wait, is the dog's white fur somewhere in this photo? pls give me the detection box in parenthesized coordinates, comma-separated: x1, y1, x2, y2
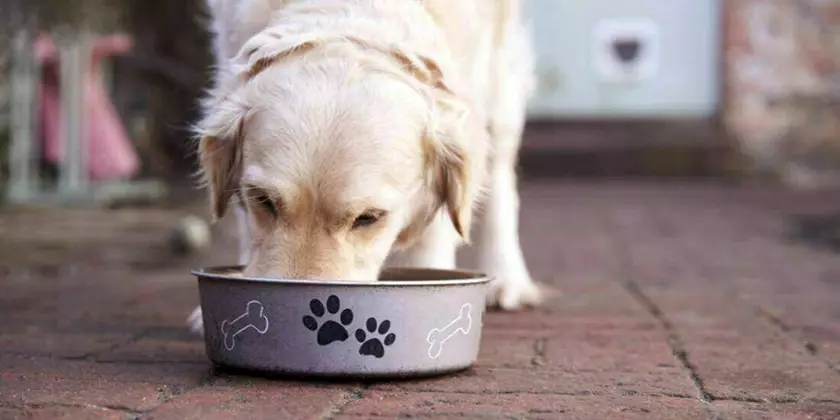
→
(188, 0, 543, 334)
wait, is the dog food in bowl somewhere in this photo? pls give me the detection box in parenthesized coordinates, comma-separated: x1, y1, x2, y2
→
(193, 266, 491, 378)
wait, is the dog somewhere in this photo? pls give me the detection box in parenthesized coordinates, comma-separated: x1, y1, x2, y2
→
(188, 0, 544, 335)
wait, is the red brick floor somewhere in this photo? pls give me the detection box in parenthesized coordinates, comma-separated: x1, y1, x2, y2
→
(1, 181, 840, 419)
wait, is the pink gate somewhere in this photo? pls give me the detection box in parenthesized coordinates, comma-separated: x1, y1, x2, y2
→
(35, 33, 140, 182)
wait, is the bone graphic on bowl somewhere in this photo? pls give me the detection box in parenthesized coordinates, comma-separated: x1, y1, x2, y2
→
(221, 300, 270, 351)
(426, 303, 472, 359)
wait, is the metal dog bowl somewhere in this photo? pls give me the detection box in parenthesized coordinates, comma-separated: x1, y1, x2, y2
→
(193, 266, 491, 378)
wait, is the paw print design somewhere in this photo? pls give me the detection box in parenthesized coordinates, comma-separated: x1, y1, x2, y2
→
(355, 317, 396, 358)
(302, 295, 354, 346)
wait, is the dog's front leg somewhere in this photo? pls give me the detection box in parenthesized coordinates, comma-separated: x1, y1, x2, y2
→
(188, 204, 252, 336)
(476, 19, 543, 309)
(234, 204, 252, 266)
(476, 132, 541, 310)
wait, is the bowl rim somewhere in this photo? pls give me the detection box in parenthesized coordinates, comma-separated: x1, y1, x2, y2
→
(192, 265, 491, 287)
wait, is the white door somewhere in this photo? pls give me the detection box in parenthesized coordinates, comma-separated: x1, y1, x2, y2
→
(524, 0, 722, 119)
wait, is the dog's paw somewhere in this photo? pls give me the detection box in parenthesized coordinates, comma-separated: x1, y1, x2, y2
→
(187, 306, 205, 336)
(486, 276, 545, 311)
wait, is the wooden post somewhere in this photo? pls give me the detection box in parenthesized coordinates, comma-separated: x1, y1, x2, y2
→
(57, 34, 89, 196)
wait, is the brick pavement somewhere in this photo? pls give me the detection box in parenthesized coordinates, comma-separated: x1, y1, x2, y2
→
(1, 181, 839, 419)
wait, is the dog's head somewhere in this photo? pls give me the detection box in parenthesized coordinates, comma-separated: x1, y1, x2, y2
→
(196, 30, 482, 280)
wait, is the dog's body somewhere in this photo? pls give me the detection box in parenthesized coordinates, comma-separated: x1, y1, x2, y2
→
(189, 0, 542, 334)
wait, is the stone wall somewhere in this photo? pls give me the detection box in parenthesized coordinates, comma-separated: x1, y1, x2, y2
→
(724, 0, 840, 187)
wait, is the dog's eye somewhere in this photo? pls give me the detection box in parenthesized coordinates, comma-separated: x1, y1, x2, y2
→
(249, 189, 278, 218)
(257, 195, 277, 217)
(352, 210, 385, 229)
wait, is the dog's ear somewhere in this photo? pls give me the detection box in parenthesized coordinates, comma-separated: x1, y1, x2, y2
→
(197, 103, 248, 221)
(426, 103, 479, 243)
(389, 49, 457, 96)
(387, 49, 476, 246)
(199, 28, 316, 219)
(235, 30, 322, 79)
(397, 52, 477, 243)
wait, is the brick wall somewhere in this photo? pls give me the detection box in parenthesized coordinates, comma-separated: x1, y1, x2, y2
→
(724, 0, 840, 187)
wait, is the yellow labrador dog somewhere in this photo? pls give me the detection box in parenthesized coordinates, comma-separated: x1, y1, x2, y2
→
(189, 0, 543, 334)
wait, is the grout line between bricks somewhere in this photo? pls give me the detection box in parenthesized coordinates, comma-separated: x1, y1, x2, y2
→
(755, 306, 840, 376)
(621, 279, 712, 403)
(2, 401, 144, 418)
(67, 329, 156, 362)
(88, 359, 209, 365)
(0, 350, 208, 366)
(319, 385, 366, 420)
(334, 414, 528, 419)
(604, 209, 715, 407)
(394, 388, 835, 404)
(714, 395, 840, 405)
(129, 365, 218, 417)
(599, 208, 840, 413)
(352, 389, 696, 399)
(531, 337, 547, 366)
